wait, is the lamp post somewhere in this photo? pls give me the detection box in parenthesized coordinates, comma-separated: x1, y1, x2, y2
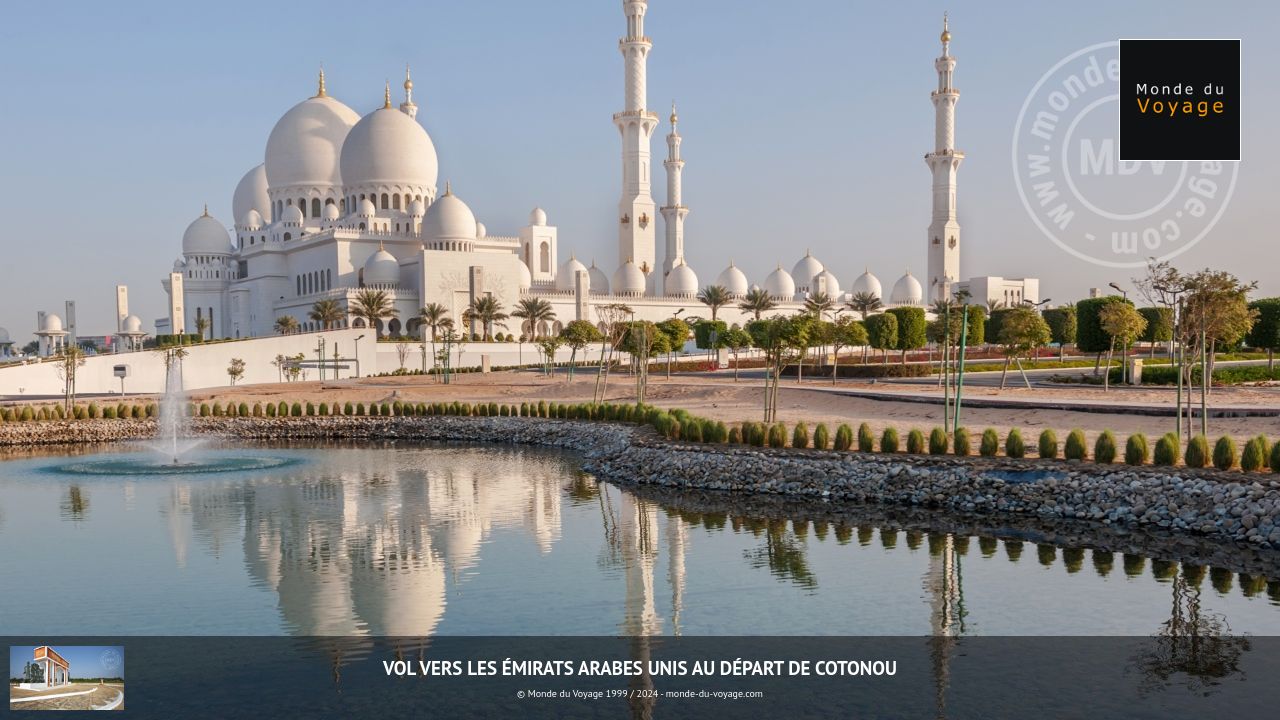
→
(353, 334, 365, 378)
(1108, 283, 1130, 383)
(1153, 280, 1188, 442)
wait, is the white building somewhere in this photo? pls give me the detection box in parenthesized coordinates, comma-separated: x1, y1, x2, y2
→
(160, 7, 1034, 339)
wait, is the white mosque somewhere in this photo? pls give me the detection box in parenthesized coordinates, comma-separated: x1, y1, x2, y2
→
(155, 4, 1037, 342)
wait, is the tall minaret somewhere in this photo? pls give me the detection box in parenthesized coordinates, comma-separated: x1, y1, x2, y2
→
(400, 64, 418, 119)
(615, 0, 659, 290)
(660, 101, 688, 291)
(926, 13, 963, 303)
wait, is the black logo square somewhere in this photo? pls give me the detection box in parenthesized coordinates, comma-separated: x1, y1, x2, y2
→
(1120, 39, 1240, 161)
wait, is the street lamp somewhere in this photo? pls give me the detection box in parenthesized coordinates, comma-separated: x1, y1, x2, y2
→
(354, 334, 366, 378)
(1108, 282, 1128, 301)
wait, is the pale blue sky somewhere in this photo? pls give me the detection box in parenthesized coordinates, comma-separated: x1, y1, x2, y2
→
(0, 0, 1274, 339)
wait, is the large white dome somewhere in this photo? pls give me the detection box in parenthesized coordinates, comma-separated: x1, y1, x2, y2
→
(890, 271, 923, 305)
(339, 106, 438, 195)
(422, 190, 477, 242)
(850, 268, 882, 298)
(363, 246, 400, 286)
(264, 94, 360, 191)
(182, 211, 232, 255)
(233, 164, 271, 225)
(763, 265, 796, 300)
(40, 314, 64, 333)
(791, 251, 825, 291)
(612, 260, 646, 296)
(588, 261, 610, 295)
(557, 256, 588, 292)
(665, 262, 699, 298)
(516, 258, 533, 290)
(715, 262, 749, 297)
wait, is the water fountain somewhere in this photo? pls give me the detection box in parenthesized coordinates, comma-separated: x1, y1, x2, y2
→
(151, 347, 203, 466)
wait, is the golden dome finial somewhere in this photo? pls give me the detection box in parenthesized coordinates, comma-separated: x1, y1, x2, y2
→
(202, 203, 209, 217)
(404, 64, 413, 92)
(444, 180, 452, 196)
(316, 64, 327, 98)
(383, 80, 392, 109)
(670, 100, 678, 125)
(941, 12, 951, 44)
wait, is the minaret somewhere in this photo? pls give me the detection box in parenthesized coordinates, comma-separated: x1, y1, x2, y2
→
(926, 13, 963, 303)
(614, 0, 658, 291)
(660, 101, 688, 291)
(400, 65, 418, 119)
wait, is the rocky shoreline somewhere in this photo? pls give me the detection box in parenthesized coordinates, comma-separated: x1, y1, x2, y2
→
(3, 416, 1279, 555)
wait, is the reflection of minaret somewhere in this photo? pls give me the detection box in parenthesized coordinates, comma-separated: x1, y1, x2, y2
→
(925, 13, 963, 303)
(666, 511, 687, 636)
(162, 485, 192, 569)
(620, 493, 661, 636)
(925, 533, 964, 719)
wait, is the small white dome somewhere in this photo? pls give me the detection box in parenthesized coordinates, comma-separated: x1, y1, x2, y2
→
(557, 256, 588, 292)
(763, 265, 796, 300)
(665, 262, 699, 298)
(233, 164, 271, 225)
(363, 247, 400, 286)
(264, 94, 360, 191)
(588, 262, 610, 295)
(339, 106, 438, 194)
(41, 314, 64, 333)
(172, 257, 187, 270)
(850, 268, 882, 299)
(357, 198, 376, 217)
(612, 260, 646, 296)
(408, 199, 426, 217)
(240, 209, 264, 229)
(530, 207, 547, 226)
(890, 271, 923, 305)
(516, 258, 533, 290)
(475, 221, 487, 238)
(182, 211, 232, 255)
(814, 269, 841, 297)
(791, 250, 825, 291)
(715, 262, 749, 297)
(281, 204, 304, 225)
(322, 202, 340, 221)
(422, 190, 477, 242)
(123, 315, 143, 333)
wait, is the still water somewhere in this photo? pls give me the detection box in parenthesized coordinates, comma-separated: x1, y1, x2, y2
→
(0, 441, 1277, 637)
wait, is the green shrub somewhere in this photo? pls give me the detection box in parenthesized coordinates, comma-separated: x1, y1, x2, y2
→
(928, 428, 948, 455)
(538, 400, 548, 418)
(728, 426, 742, 444)
(905, 428, 924, 454)
(1241, 436, 1266, 472)
(1064, 429, 1088, 460)
(88, 402, 100, 419)
(880, 427, 899, 453)
(355, 402, 366, 416)
(749, 422, 766, 447)
(226, 403, 238, 418)
(147, 403, 159, 418)
(857, 423, 875, 453)
(1270, 441, 1280, 473)
(686, 422, 703, 443)
(1252, 435, 1270, 468)
(1005, 429, 1025, 458)
(291, 402, 303, 417)
(1038, 429, 1058, 459)
(200, 403, 211, 417)
(953, 427, 971, 456)
(488, 402, 499, 417)
(380, 403, 391, 416)
(239, 402, 250, 417)
(344, 401, 355, 415)
(813, 424, 830, 450)
(1185, 435, 1209, 468)
(712, 421, 729, 443)
(768, 423, 788, 449)
(979, 428, 999, 457)
(1125, 433, 1149, 466)
(252, 402, 263, 417)
(834, 424, 854, 451)
(1094, 431, 1117, 464)
(213, 402, 226, 417)
(304, 402, 314, 416)
(792, 422, 809, 449)
(134, 405, 146, 419)
(116, 403, 128, 418)
(1153, 433, 1179, 466)
(266, 402, 277, 417)
(318, 402, 329, 416)
(102, 406, 116, 419)
(278, 401, 289, 417)
(1213, 436, 1237, 471)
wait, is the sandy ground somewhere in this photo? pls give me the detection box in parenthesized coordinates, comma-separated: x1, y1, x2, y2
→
(9, 683, 123, 710)
(171, 368, 1280, 444)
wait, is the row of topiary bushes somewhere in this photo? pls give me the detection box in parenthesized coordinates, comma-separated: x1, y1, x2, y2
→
(0, 402, 159, 421)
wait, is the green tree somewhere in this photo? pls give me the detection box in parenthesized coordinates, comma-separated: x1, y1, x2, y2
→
(997, 306, 1052, 389)
(1042, 304, 1076, 360)
(273, 315, 299, 335)
(1099, 302, 1148, 392)
(226, 357, 245, 386)
(194, 315, 212, 341)
(846, 291, 882, 320)
(352, 288, 398, 336)
(747, 315, 809, 421)
(1137, 306, 1174, 358)
(308, 299, 343, 330)
(1076, 296, 1129, 368)
(697, 285, 731, 322)
(54, 345, 87, 413)
(864, 313, 898, 364)
(463, 295, 509, 341)
(720, 325, 753, 381)
(738, 287, 776, 320)
(887, 307, 927, 364)
(803, 292, 835, 321)
(656, 317, 690, 378)
(559, 320, 603, 381)
(829, 316, 868, 383)
(1246, 298, 1280, 371)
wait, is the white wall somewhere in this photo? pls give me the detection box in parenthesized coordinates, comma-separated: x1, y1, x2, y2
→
(373, 340, 601, 375)
(0, 328, 375, 397)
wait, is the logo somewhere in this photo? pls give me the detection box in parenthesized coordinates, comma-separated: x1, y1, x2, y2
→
(1012, 41, 1238, 268)
(100, 648, 122, 672)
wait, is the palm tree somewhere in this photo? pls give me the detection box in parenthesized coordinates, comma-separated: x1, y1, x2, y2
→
(846, 291, 882, 320)
(986, 298, 1005, 312)
(194, 316, 211, 341)
(416, 303, 450, 341)
(697, 285, 731, 322)
(352, 289, 398, 336)
(463, 295, 509, 341)
(739, 287, 776, 320)
(512, 297, 556, 340)
(309, 299, 343, 330)
(804, 292, 835, 321)
(273, 315, 299, 335)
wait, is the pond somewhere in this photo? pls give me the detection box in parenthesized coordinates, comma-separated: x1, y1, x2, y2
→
(0, 441, 1276, 637)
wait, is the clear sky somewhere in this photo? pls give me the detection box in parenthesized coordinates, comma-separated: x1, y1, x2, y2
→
(9, 645, 124, 680)
(0, 0, 1274, 341)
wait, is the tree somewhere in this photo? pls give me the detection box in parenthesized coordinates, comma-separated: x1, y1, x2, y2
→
(226, 357, 245, 386)
(352, 289, 397, 336)
(720, 325, 753, 381)
(864, 313, 898, 364)
(54, 345, 86, 413)
(738, 287, 776, 320)
(416, 303, 451, 341)
(986, 298, 1005, 312)
(463, 295, 508, 341)
(309, 299, 343, 330)
(986, 307, 1017, 350)
(395, 341, 411, 370)
(273, 315, 299, 335)
(1247, 298, 1280, 371)
(592, 303, 633, 403)
(512, 297, 555, 340)
(535, 336, 562, 376)
(747, 315, 810, 422)
(804, 292, 835, 321)
(559, 320, 603, 380)
(829, 316, 868, 384)
(697, 285, 731, 322)
(693, 319, 728, 351)
(963, 304, 986, 346)
(1076, 296, 1130, 370)
(997, 307, 1052, 389)
(194, 315, 211, 342)
(887, 307, 927, 364)
(846, 291, 882, 320)
(1042, 304, 1077, 360)
(1181, 269, 1257, 400)
(656, 317, 690, 378)
(1099, 302, 1148, 391)
(1138, 306, 1174, 358)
